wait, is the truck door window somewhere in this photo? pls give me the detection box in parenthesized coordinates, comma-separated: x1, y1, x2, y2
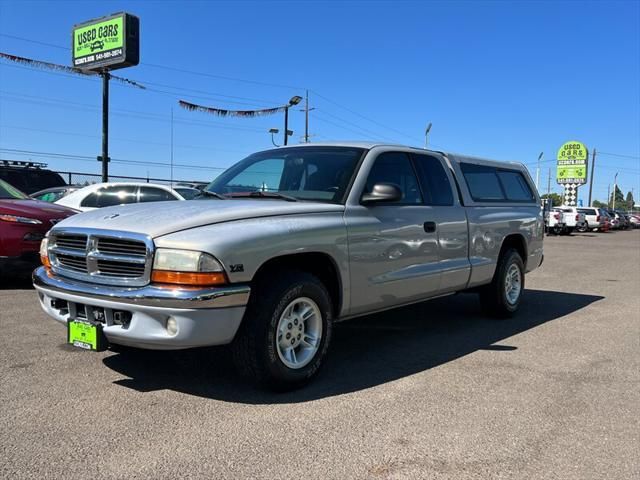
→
(365, 152, 422, 204)
(412, 154, 454, 206)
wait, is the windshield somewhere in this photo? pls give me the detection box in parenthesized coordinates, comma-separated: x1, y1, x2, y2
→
(0, 179, 29, 200)
(204, 146, 365, 203)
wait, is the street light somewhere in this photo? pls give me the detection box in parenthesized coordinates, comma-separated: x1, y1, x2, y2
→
(269, 128, 280, 147)
(283, 96, 303, 146)
(536, 152, 544, 190)
(425, 122, 432, 149)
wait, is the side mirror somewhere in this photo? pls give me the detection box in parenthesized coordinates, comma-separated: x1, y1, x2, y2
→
(361, 183, 403, 204)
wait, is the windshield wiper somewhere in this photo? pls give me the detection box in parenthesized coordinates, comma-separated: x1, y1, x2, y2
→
(196, 190, 228, 200)
(229, 191, 298, 202)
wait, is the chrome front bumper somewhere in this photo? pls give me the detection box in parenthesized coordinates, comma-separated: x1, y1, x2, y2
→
(32, 267, 250, 350)
(33, 266, 250, 309)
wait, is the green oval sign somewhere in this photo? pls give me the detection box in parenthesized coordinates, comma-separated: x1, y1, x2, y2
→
(557, 140, 588, 185)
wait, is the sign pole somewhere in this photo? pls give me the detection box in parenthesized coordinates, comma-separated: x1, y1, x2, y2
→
(101, 72, 110, 182)
(588, 148, 596, 207)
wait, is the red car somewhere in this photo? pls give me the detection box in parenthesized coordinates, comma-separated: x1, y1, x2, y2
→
(0, 179, 77, 275)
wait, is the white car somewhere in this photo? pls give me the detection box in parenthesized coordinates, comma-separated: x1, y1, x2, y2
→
(545, 209, 565, 235)
(55, 182, 190, 212)
(576, 207, 605, 232)
(555, 206, 586, 234)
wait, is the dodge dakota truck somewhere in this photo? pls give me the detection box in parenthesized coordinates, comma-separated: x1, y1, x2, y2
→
(34, 143, 544, 390)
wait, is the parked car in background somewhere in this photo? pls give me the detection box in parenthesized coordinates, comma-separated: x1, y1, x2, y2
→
(598, 209, 612, 232)
(0, 179, 76, 276)
(576, 207, 604, 232)
(613, 211, 630, 229)
(173, 186, 201, 200)
(628, 214, 640, 228)
(0, 160, 66, 195)
(55, 182, 190, 212)
(554, 206, 586, 235)
(31, 185, 81, 203)
(34, 143, 543, 389)
(545, 209, 565, 235)
(175, 181, 207, 191)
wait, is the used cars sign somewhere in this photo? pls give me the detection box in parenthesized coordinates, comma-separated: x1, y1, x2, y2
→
(556, 141, 588, 185)
(72, 12, 139, 71)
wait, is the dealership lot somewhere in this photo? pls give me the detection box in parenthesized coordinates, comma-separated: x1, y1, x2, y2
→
(1, 231, 638, 479)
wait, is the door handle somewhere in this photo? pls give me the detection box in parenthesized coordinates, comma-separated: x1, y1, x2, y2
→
(423, 221, 436, 233)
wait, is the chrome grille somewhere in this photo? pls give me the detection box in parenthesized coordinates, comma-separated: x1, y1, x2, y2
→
(55, 234, 87, 251)
(49, 229, 153, 286)
(97, 238, 147, 256)
(56, 253, 88, 272)
(96, 259, 146, 277)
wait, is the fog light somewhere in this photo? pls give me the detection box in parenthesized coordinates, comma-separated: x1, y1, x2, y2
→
(166, 317, 178, 336)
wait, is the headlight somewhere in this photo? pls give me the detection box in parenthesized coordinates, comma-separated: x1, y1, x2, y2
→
(0, 214, 43, 225)
(151, 248, 226, 286)
(40, 237, 51, 268)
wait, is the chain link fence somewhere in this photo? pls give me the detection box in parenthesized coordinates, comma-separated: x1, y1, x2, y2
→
(55, 171, 208, 188)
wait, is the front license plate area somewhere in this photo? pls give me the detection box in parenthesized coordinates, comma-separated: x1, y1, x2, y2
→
(67, 319, 107, 351)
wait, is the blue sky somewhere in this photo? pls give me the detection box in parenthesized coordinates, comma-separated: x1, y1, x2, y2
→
(0, 0, 638, 203)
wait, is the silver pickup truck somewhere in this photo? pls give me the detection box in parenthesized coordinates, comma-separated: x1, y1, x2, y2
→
(34, 143, 544, 389)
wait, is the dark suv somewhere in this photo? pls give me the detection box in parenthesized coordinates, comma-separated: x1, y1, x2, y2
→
(0, 161, 66, 195)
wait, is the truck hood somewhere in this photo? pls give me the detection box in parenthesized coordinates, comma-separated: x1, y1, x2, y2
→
(51, 199, 344, 238)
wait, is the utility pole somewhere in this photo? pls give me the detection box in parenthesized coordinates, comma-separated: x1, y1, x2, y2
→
(613, 172, 619, 209)
(302, 90, 315, 143)
(284, 105, 289, 146)
(588, 148, 596, 206)
(100, 72, 110, 182)
(535, 151, 544, 191)
(425, 123, 432, 149)
(607, 184, 611, 208)
(547, 168, 551, 197)
(170, 107, 174, 187)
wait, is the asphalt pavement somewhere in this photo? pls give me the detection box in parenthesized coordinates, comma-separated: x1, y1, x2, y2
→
(1, 230, 638, 479)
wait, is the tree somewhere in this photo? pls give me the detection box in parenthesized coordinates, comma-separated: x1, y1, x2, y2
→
(541, 193, 563, 207)
(592, 199, 607, 208)
(609, 185, 624, 209)
(625, 191, 635, 211)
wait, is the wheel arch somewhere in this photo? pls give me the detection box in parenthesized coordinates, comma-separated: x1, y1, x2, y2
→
(251, 252, 343, 317)
(498, 233, 528, 268)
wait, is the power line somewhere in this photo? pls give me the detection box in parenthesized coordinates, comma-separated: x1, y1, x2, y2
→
(0, 33, 68, 51)
(311, 90, 424, 144)
(0, 147, 229, 171)
(0, 124, 251, 155)
(0, 61, 281, 109)
(598, 151, 640, 160)
(0, 92, 270, 133)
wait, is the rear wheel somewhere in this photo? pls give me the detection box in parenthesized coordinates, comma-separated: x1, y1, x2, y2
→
(232, 271, 333, 391)
(577, 223, 588, 233)
(479, 249, 524, 318)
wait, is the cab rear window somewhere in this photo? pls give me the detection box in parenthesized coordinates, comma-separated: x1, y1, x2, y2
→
(460, 163, 535, 203)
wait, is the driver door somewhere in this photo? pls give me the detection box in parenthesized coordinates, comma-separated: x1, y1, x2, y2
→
(344, 151, 441, 315)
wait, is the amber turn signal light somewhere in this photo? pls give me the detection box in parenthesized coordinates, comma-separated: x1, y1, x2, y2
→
(151, 270, 227, 287)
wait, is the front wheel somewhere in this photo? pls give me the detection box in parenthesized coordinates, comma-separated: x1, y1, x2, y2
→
(577, 223, 588, 233)
(232, 271, 333, 391)
(479, 249, 525, 318)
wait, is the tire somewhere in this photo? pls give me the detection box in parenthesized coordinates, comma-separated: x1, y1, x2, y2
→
(577, 223, 588, 233)
(479, 249, 525, 318)
(232, 270, 333, 391)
